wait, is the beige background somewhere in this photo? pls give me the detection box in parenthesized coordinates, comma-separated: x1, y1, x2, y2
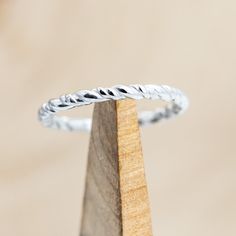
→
(0, 0, 236, 235)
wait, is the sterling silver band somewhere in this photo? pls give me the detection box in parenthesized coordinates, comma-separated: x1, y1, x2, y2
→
(38, 84, 189, 131)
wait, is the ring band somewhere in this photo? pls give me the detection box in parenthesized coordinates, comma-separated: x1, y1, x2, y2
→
(38, 84, 189, 132)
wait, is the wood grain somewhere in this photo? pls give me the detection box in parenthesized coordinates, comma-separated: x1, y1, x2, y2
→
(80, 99, 152, 236)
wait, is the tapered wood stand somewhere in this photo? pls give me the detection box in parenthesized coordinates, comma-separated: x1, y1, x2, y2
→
(80, 99, 153, 236)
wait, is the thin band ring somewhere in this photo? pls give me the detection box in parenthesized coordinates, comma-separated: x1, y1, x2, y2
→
(38, 84, 189, 132)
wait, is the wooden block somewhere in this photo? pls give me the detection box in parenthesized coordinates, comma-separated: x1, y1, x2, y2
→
(80, 99, 153, 236)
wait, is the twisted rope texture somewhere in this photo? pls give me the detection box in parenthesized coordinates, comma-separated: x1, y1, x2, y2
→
(38, 84, 189, 131)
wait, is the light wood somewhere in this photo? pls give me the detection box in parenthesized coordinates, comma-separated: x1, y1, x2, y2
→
(80, 99, 153, 236)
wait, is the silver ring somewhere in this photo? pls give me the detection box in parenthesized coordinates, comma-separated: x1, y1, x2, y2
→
(38, 84, 189, 132)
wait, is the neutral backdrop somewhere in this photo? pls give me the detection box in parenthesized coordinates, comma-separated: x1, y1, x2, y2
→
(0, 0, 235, 235)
